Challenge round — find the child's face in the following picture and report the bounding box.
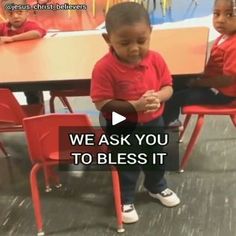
[3,0,29,28]
[103,22,152,65]
[213,0,236,35]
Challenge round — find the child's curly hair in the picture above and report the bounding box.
[214,0,236,16]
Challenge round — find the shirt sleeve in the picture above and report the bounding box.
[154,52,173,88]
[90,61,115,102]
[24,21,47,37]
[223,39,236,78]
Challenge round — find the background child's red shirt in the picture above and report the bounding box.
[0,20,46,37]
[204,34,236,97]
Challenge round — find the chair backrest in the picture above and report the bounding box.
[0,89,26,124]
[23,114,102,163]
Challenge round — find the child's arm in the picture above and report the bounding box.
[94,90,160,113]
[0,30,42,43]
[144,86,173,113]
[152,85,173,102]
[94,99,112,111]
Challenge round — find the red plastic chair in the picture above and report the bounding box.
[0,88,44,157]
[49,88,89,113]
[179,100,236,171]
[23,114,124,236]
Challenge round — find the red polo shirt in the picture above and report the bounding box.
[91,50,173,123]
[0,20,46,37]
[204,34,236,97]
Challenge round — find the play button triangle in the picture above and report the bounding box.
[112,111,126,126]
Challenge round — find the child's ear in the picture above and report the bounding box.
[102,33,111,46]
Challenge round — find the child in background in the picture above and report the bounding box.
[0,0,46,104]
[163,0,236,128]
[90,2,180,224]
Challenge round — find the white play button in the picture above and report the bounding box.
[112,111,126,126]
[99,100,138,133]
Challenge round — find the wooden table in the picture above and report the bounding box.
[0,27,209,91]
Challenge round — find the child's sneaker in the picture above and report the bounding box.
[166,119,184,132]
[149,188,180,207]
[122,204,139,223]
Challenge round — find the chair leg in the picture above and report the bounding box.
[47,166,61,189]
[111,166,124,233]
[179,114,192,142]
[230,115,236,127]
[43,165,62,192]
[49,95,56,113]
[49,167,61,188]
[0,141,10,157]
[30,164,45,236]
[180,114,204,171]
[59,97,74,113]
[43,165,52,192]
[50,95,74,113]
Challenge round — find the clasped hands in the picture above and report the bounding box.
[136,90,161,113]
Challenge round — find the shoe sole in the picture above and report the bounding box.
[149,193,181,208]
[122,218,139,224]
[158,200,181,208]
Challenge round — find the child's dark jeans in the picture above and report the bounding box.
[106,116,168,204]
[163,87,235,125]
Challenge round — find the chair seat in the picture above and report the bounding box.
[0,104,44,132]
[182,101,236,115]
[0,89,45,157]
[180,99,236,170]
[23,114,123,235]
[0,123,23,132]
